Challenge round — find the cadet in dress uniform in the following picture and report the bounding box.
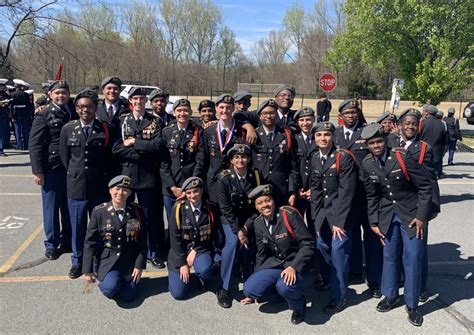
[0,79,11,156]
[149,88,173,129]
[112,86,165,268]
[29,80,72,260]
[233,91,258,128]
[160,98,204,220]
[360,124,432,327]
[377,112,399,147]
[334,99,382,297]
[419,104,447,178]
[11,79,34,150]
[443,107,462,166]
[251,99,298,208]
[242,185,315,325]
[195,99,217,128]
[310,122,357,314]
[293,107,318,235]
[82,175,147,301]
[203,94,247,203]
[397,108,441,303]
[273,85,298,133]
[96,76,131,178]
[167,177,218,300]
[59,89,111,278]
[215,144,261,308]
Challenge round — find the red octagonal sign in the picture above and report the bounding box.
[319,73,337,92]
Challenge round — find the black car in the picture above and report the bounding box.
[464,101,474,125]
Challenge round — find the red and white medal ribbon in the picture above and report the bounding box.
[216,121,235,153]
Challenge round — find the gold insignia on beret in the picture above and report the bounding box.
[58,80,65,85]
[350,100,356,107]
[324,122,331,129]
[268,99,276,106]
[263,185,270,193]
[112,77,119,81]
[123,177,130,187]
[237,145,244,153]
[224,95,232,102]
[191,179,199,187]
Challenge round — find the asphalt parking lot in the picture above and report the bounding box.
[0,150,473,334]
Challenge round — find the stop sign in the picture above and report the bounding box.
[319,73,337,92]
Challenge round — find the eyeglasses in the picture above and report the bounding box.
[341,111,358,116]
[76,105,95,110]
[260,112,276,117]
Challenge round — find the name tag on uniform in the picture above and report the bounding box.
[275,233,288,240]
[391,169,401,173]
[369,175,380,182]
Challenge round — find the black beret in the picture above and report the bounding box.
[73,89,99,105]
[108,175,132,188]
[172,98,191,110]
[198,99,215,111]
[100,76,122,88]
[214,93,234,106]
[233,91,252,102]
[181,176,204,191]
[128,86,148,98]
[398,108,421,120]
[436,111,444,119]
[227,144,251,159]
[149,89,168,101]
[447,108,455,115]
[35,96,48,106]
[423,104,438,115]
[273,85,296,97]
[256,99,278,115]
[361,123,385,140]
[312,122,335,134]
[338,99,360,113]
[48,80,70,92]
[294,106,315,120]
[376,112,397,123]
[248,184,273,201]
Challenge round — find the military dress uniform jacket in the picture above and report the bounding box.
[10,90,33,119]
[217,168,263,234]
[294,133,318,190]
[96,99,131,127]
[29,103,71,174]
[361,148,433,238]
[160,123,205,196]
[246,206,314,273]
[167,200,217,272]
[334,121,368,167]
[82,202,147,281]
[59,119,111,200]
[112,113,162,189]
[420,116,447,161]
[443,116,462,141]
[404,139,441,215]
[203,121,247,186]
[310,147,357,231]
[252,126,298,199]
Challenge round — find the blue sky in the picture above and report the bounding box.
[215,0,315,53]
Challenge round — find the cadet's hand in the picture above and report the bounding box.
[180,265,190,283]
[297,188,305,199]
[371,226,385,246]
[33,173,44,186]
[131,268,142,283]
[238,229,249,249]
[240,297,257,305]
[281,266,297,285]
[123,138,135,146]
[304,189,311,199]
[409,218,426,239]
[202,120,218,129]
[170,186,184,199]
[332,226,346,241]
[186,249,197,267]
[288,194,296,206]
[243,124,257,145]
[84,274,96,283]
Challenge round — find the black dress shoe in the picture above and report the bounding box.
[149,257,166,269]
[368,285,382,299]
[376,296,400,312]
[406,306,423,326]
[45,248,59,260]
[324,298,348,315]
[419,291,430,303]
[314,275,330,291]
[58,244,72,254]
[68,265,82,279]
[291,309,305,325]
[348,272,363,283]
[216,288,232,308]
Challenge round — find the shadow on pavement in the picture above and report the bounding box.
[440,193,474,204]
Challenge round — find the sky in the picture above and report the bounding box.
[214,0,315,54]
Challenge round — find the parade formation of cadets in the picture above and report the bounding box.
[0,76,450,327]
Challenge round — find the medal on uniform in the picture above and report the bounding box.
[216,121,235,153]
[126,219,140,242]
[187,141,194,152]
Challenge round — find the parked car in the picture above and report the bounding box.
[463,101,474,125]
[120,84,159,111]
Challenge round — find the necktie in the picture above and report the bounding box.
[282,115,287,125]
[117,209,125,222]
[179,129,185,141]
[266,219,273,234]
[345,131,351,142]
[221,129,228,141]
[321,156,326,166]
[136,118,141,128]
[400,140,406,148]
[379,158,385,168]
[108,105,114,119]
[267,132,273,143]
[240,177,246,185]
[83,126,90,139]
[306,136,311,147]
[193,209,200,222]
